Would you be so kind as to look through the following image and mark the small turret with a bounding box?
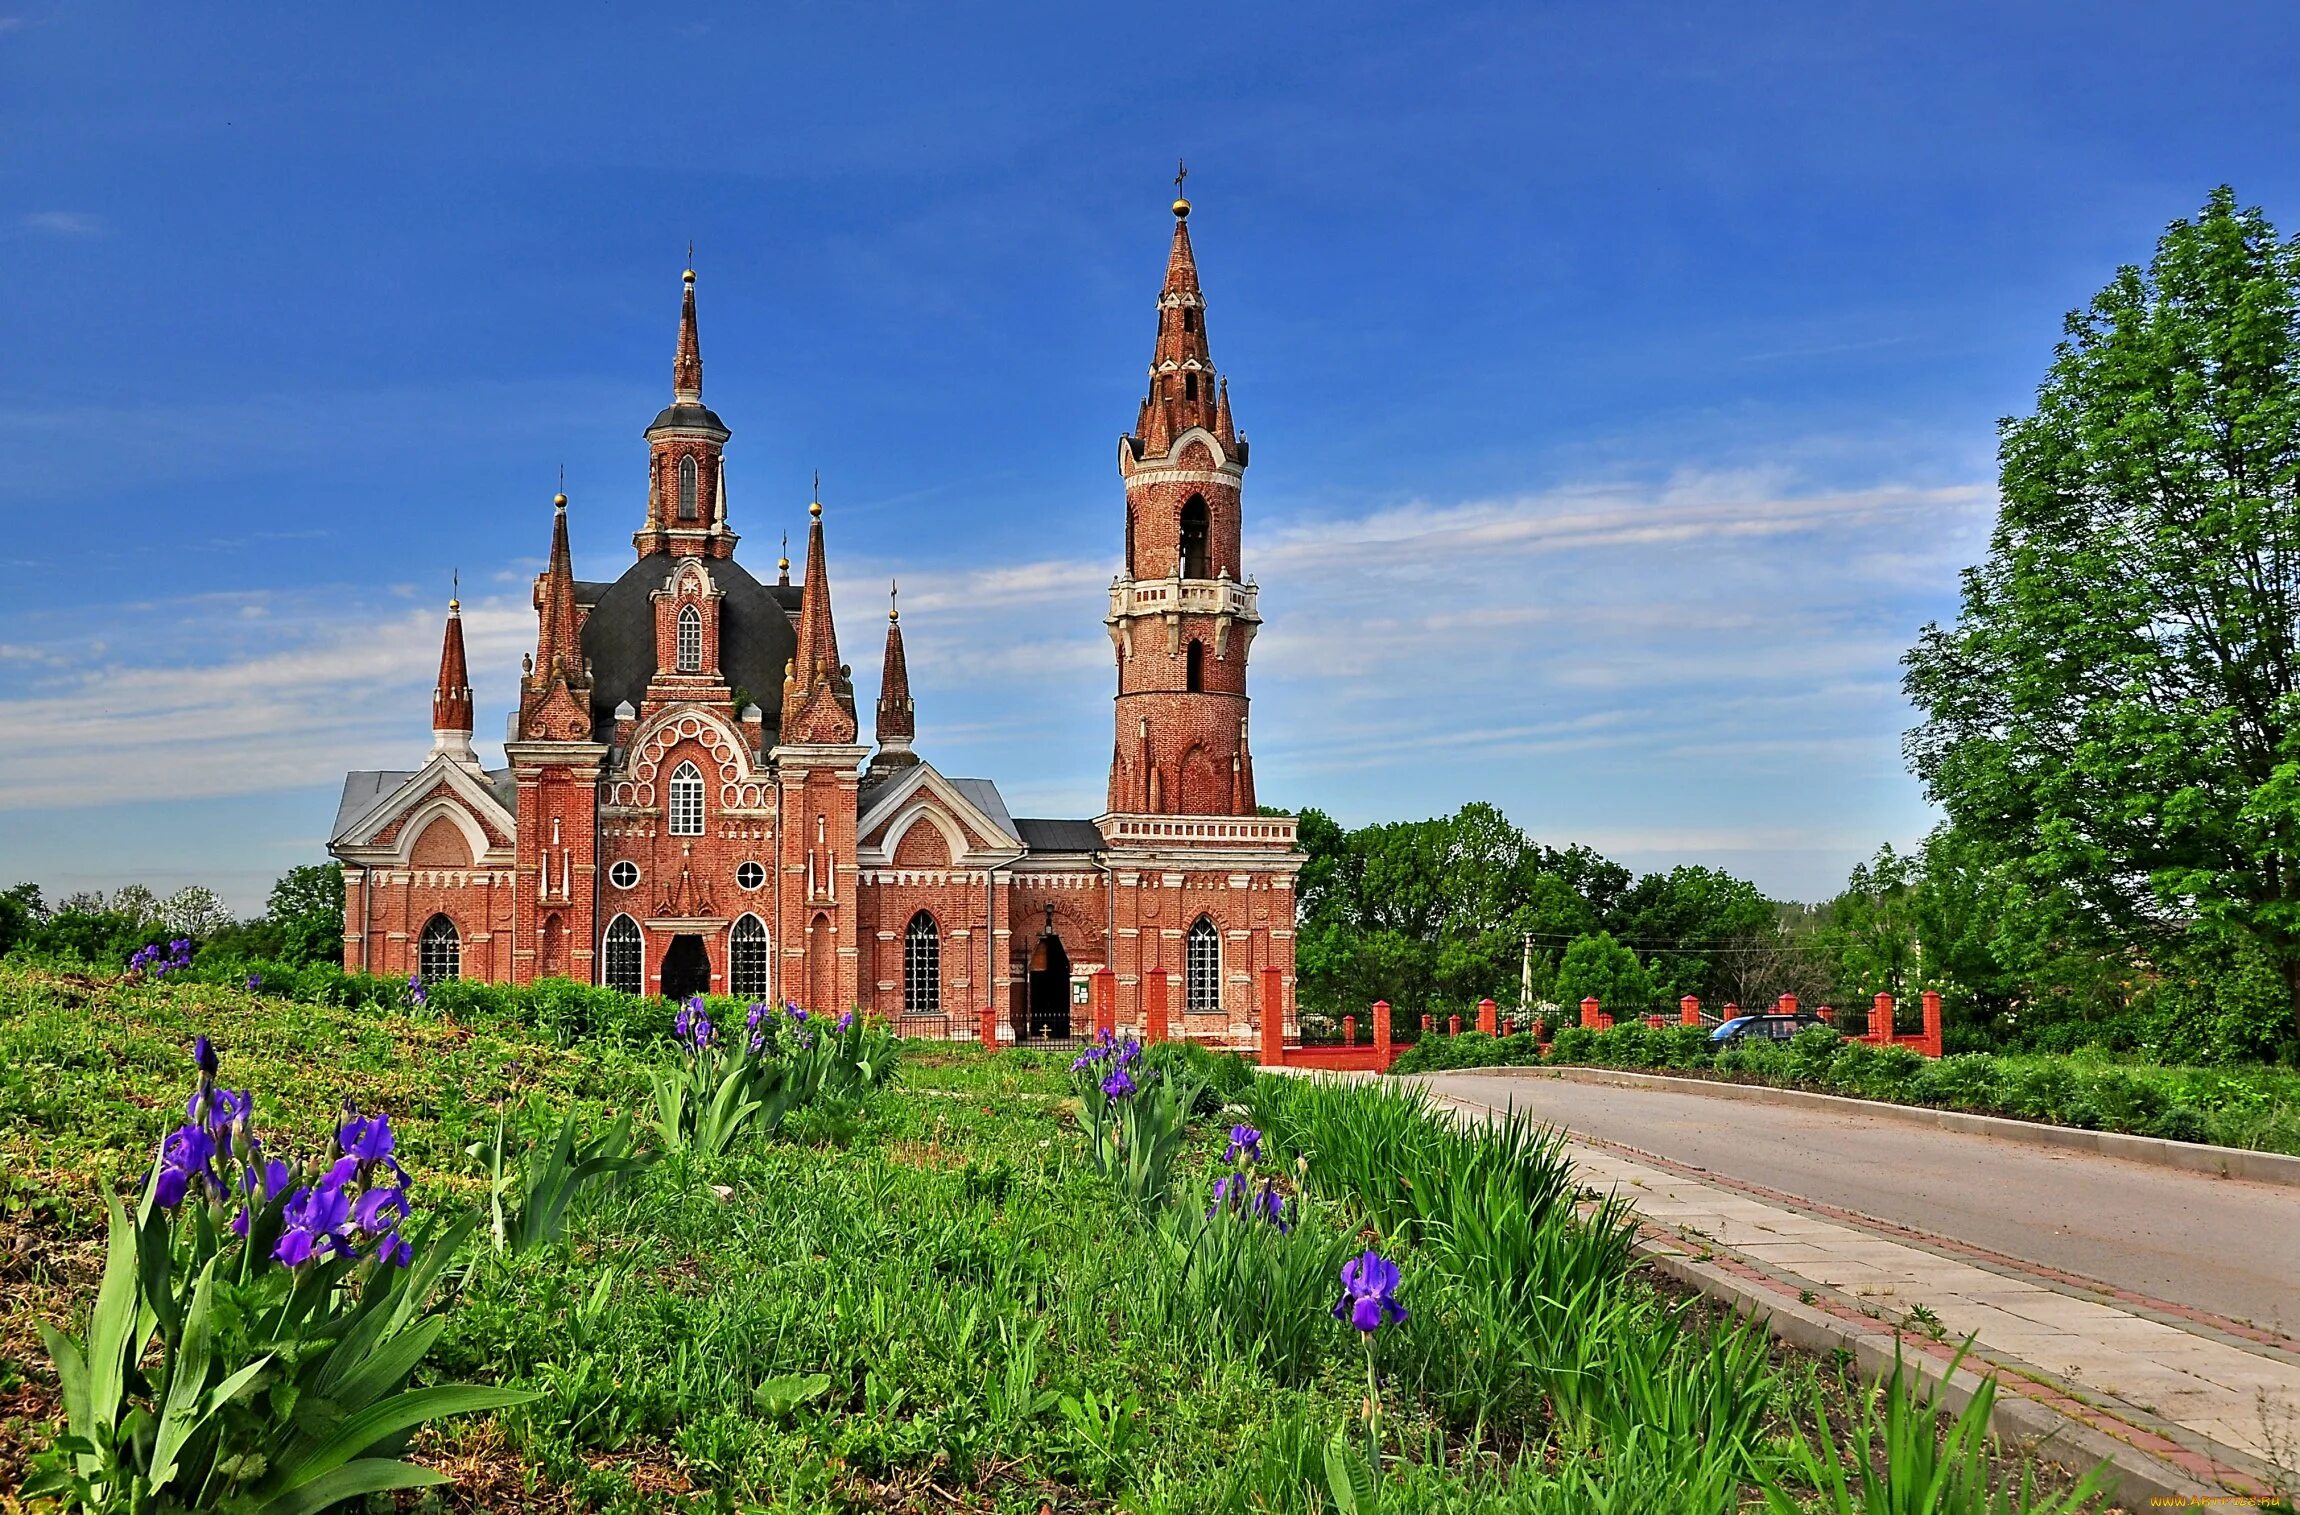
[430,586,475,761]
[872,580,918,772]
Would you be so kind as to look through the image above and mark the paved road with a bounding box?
[1422,1070,2300,1331]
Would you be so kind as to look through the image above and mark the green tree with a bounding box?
[0,883,45,956]
[1554,931,1656,1019]
[1607,864,1776,1006]
[267,863,346,966]
[1906,187,2300,1042]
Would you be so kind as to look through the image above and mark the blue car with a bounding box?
[1709,1013,1823,1045]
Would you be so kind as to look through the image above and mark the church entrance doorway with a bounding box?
[1025,917,1073,1040]
[660,934,711,1000]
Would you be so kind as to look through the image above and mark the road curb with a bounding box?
[1632,1243,2244,1509]
[1456,1065,2300,1188]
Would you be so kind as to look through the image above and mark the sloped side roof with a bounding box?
[1015,818,1105,854]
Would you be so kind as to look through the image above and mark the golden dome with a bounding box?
[1172,196,1191,219]
[552,492,568,508]
[810,499,822,518]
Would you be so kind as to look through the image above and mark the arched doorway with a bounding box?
[1025,908,1072,1039]
[660,933,710,1000]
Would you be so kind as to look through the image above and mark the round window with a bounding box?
[607,860,640,890]
[736,860,765,890]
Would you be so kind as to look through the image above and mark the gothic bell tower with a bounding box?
[634,264,737,560]
[1106,171,1260,816]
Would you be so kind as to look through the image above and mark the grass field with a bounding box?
[0,963,2113,1512]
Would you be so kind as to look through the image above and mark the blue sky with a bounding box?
[5,3,2299,912]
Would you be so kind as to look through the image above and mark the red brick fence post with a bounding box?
[1258,965,1284,1067]
[1142,968,1168,1044]
[1680,995,1701,1026]
[1374,999,1392,1066]
[1477,997,1497,1035]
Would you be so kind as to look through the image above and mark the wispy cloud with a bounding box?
[0,457,1994,898]
[17,209,103,237]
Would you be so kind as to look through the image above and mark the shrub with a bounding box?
[2151,1105,2211,1144]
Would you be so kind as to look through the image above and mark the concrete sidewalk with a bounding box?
[1428,1088,2300,1505]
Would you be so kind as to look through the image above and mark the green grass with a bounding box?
[1392,1020,2300,1156]
[1,963,2111,1512]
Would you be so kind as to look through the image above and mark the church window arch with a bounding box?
[1182,307,1196,333]
[730,914,770,999]
[1186,639,1204,693]
[1186,916,1220,1014]
[1184,372,1197,402]
[603,915,643,994]
[418,914,461,983]
[678,455,699,520]
[1180,495,1210,579]
[669,760,705,836]
[904,911,940,1015]
[676,604,702,673]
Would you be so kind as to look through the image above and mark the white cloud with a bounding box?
[17,210,102,237]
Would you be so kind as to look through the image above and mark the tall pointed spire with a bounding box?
[674,263,703,402]
[1136,164,1221,452]
[873,578,917,768]
[779,492,858,745]
[518,492,595,741]
[430,584,475,759]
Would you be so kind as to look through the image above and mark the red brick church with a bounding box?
[329,190,1304,1046]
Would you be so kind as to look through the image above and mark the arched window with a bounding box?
[730,914,769,999]
[677,455,699,521]
[1186,640,1204,693]
[1180,495,1210,579]
[669,760,705,836]
[904,911,940,1015]
[1184,372,1197,401]
[418,914,460,983]
[603,915,643,994]
[676,604,702,673]
[1186,916,1220,1014]
[1182,307,1196,333]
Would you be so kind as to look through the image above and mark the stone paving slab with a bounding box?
[1559,1129,2300,1484]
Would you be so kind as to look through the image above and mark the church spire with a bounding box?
[674,262,703,402]
[430,585,475,760]
[872,579,917,768]
[1136,162,1221,453]
[517,492,594,741]
[779,492,858,745]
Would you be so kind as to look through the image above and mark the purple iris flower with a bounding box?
[353,1185,407,1234]
[406,974,427,1007]
[836,1011,855,1032]
[788,1006,808,1024]
[275,1180,353,1267]
[1253,1180,1291,1232]
[1101,1067,1137,1100]
[1226,1125,1263,1164]
[1334,1251,1408,1334]
[246,973,262,992]
[371,1229,412,1267]
[194,1035,219,1077]
[155,1124,218,1208]
[339,1111,396,1165]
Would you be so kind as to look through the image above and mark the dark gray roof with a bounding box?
[580,552,797,739]
[1016,818,1105,854]
[644,402,729,439]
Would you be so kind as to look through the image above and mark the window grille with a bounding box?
[669,761,705,836]
[904,911,940,1015]
[418,914,460,982]
[1186,916,1220,1013]
[730,914,769,999]
[603,915,642,994]
[676,604,702,673]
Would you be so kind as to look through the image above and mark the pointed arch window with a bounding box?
[1184,372,1198,402]
[418,914,461,983]
[603,915,643,994]
[1186,640,1205,693]
[669,760,705,836]
[904,911,940,1015]
[1182,307,1196,333]
[677,455,699,521]
[1180,496,1210,579]
[676,604,702,673]
[1186,916,1220,1014]
[730,914,770,999]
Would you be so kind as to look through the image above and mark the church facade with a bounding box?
[328,192,1304,1046]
